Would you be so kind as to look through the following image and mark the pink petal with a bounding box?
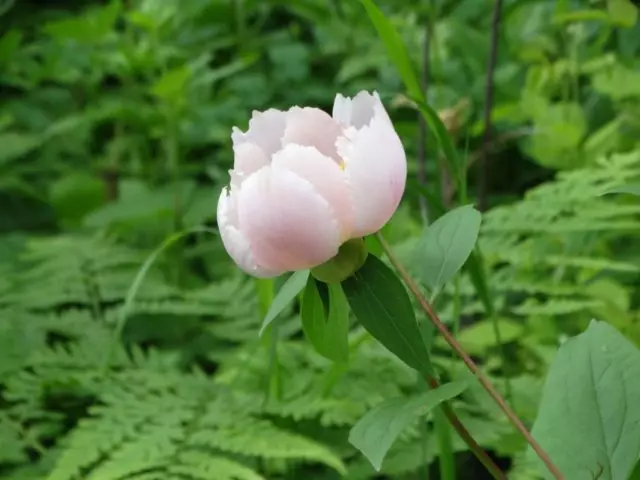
[232,109,287,157]
[230,142,269,188]
[281,107,343,161]
[271,144,353,240]
[217,187,282,277]
[237,166,341,272]
[332,91,388,129]
[337,98,407,237]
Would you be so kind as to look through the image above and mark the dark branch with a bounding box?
[478,0,502,211]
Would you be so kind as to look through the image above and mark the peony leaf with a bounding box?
[342,255,432,374]
[349,380,469,471]
[414,204,482,292]
[530,320,640,479]
[301,279,349,363]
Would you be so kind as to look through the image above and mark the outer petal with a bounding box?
[332,91,388,129]
[230,142,269,188]
[281,107,343,162]
[231,108,287,157]
[217,187,282,278]
[337,100,407,237]
[237,166,341,272]
[271,144,353,240]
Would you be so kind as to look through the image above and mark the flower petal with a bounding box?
[237,166,341,272]
[230,142,269,188]
[232,108,287,157]
[217,187,282,277]
[271,144,353,240]
[332,91,387,129]
[281,107,343,161]
[337,99,407,237]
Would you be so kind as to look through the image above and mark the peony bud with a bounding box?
[217,91,406,278]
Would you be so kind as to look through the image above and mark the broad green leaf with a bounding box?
[607,0,638,27]
[259,270,309,336]
[359,0,421,99]
[530,320,640,480]
[301,280,349,363]
[349,380,469,471]
[342,255,431,374]
[414,205,482,292]
[603,184,640,197]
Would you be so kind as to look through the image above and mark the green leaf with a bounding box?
[259,270,309,337]
[603,184,640,197]
[0,133,40,165]
[151,66,192,103]
[359,0,421,99]
[342,255,431,374]
[607,0,638,27]
[349,380,469,471]
[50,173,107,227]
[301,279,349,363]
[530,320,640,480]
[414,205,482,292]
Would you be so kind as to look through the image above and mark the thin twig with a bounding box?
[478,0,502,212]
[426,376,506,479]
[376,232,565,480]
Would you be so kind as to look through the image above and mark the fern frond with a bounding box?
[44,372,345,480]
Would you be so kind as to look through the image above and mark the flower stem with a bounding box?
[376,232,565,480]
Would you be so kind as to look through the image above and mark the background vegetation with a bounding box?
[1,0,640,478]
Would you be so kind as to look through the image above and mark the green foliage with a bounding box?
[349,379,470,471]
[342,255,432,375]
[530,320,640,480]
[259,270,309,336]
[301,280,350,363]
[413,204,482,293]
[2,0,640,479]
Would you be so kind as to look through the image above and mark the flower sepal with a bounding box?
[311,238,368,284]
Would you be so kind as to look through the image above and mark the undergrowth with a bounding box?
[1,150,639,479]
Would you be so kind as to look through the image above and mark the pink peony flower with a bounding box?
[217,91,407,278]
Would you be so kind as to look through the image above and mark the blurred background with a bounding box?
[1,0,640,479]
